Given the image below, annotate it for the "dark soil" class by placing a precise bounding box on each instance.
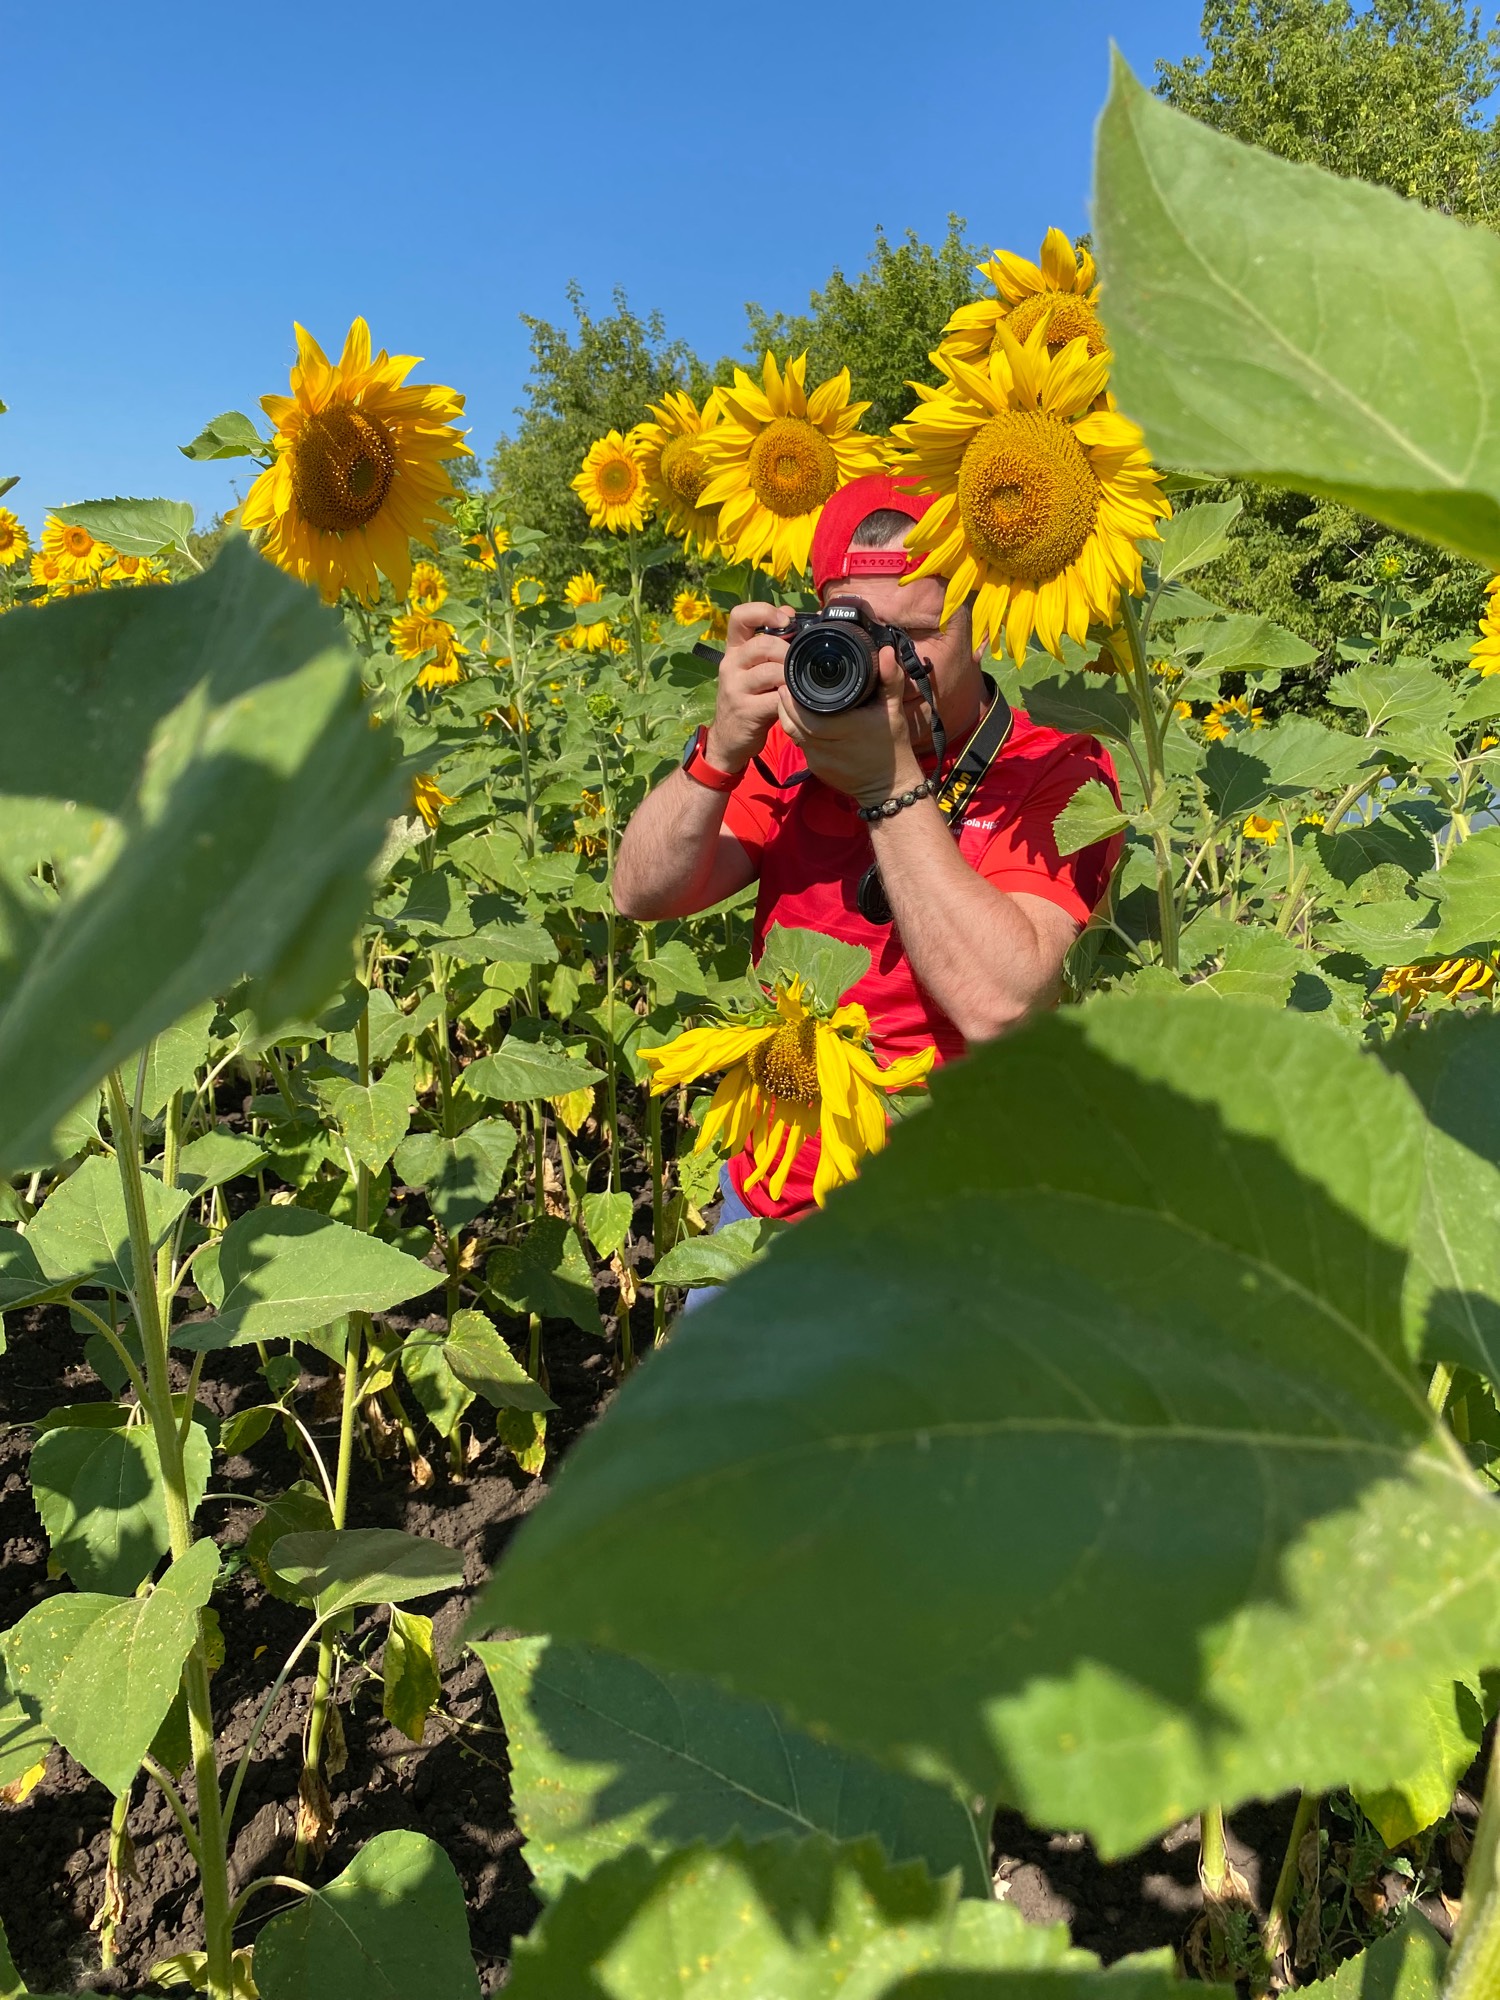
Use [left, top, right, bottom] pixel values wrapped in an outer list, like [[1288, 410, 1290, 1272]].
[[0, 1284, 1477, 1994]]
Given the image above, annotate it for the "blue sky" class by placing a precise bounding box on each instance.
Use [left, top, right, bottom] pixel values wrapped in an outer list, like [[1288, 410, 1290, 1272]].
[[1, 1, 1204, 529]]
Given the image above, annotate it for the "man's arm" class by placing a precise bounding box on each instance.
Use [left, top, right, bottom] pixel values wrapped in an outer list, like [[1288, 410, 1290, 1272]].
[[613, 603, 788, 921]]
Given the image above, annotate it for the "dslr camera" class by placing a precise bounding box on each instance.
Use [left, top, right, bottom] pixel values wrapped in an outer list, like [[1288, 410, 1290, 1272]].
[[779, 597, 921, 716]]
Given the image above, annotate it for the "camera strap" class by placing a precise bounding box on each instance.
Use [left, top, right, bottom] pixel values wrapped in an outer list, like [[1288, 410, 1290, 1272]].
[[856, 675, 1012, 925]]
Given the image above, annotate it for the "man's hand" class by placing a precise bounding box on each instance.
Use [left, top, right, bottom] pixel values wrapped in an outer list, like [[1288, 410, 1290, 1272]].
[[704, 603, 792, 776], [779, 643, 925, 808]]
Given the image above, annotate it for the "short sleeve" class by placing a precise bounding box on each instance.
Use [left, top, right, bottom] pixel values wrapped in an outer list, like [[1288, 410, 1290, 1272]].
[[972, 739, 1122, 926], [721, 727, 794, 864]]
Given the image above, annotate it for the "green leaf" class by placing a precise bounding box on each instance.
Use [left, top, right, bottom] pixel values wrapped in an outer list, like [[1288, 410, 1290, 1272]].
[[171, 1128, 267, 1193], [0, 1230, 64, 1311], [1018, 666, 1135, 743], [268, 1527, 463, 1617], [445, 918, 559, 968], [30, 1420, 210, 1594], [1, 1538, 218, 1796], [0, 1657, 51, 1794], [1094, 59, 1500, 566], [382, 1607, 442, 1744], [393, 1117, 517, 1231], [1297, 1911, 1446, 1999], [26, 1154, 190, 1292], [128, 1003, 216, 1118], [1053, 779, 1128, 859], [445, 1307, 554, 1412], [1254, 718, 1373, 798], [580, 1190, 634, 1260], [51, 498, 195, 562], [1328, 659, 1456, 736], [504, 1834, 1186, 1999], [313, 1061, 414, 1175], [251, 1830, 479, 2000], [1352, 1674, 1487, 1847], [1203, 741, 1274, 820], [641, 939, 709, 1003], [462, 1036, 604, 1103], [477, 995, 1500, 1857], [649, 1217, 783, 1287], [1419, 828, 1500, 955], [400, 1329, 473, 1436], [486, 1219, 602, 1336], [1192, 930, 1303, 1006], [174, 1208, 435, 1348], [1152, 497, 1242, 582], [244, 1482, 333, 1605], [755, 924, 871, 1010], [1172, 614, 1317, 677], [477, 1636, 989, 1898], [0, 541, 402, 1172], [178, 411, 267, 462]]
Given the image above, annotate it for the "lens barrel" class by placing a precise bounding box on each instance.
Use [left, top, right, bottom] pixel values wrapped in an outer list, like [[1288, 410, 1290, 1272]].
[[783, 622, 879, 715]]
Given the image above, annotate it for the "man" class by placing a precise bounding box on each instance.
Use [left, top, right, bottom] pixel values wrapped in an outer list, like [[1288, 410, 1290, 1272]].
[[613, 473, 1122, 1224]]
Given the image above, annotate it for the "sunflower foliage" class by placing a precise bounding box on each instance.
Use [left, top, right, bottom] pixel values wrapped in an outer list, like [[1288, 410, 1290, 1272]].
[[10, 72, 1500, 2000]]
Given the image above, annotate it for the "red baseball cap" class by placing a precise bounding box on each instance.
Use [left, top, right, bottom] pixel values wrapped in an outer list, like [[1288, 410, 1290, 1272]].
[[810, 473, 937, 596]]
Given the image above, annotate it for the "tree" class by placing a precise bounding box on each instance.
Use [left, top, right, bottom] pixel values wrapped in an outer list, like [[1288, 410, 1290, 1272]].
[[740, 221, 979, 432], [487, 285, 710, 586], [1154, 2, 1500, 671]]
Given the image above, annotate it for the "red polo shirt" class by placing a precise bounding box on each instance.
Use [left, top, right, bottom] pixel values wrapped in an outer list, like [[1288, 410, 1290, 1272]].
[[719, 706, 1122, 1219]]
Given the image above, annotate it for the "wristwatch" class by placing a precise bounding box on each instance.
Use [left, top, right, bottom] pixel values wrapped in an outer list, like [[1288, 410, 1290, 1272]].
[[680, 725, 743, 793]]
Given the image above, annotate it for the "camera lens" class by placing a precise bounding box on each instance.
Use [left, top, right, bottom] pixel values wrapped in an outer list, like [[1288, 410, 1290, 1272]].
[[784, 626, 878, 714]]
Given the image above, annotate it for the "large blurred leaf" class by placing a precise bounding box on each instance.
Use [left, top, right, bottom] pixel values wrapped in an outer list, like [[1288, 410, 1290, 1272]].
[[252, 1830, 479, 2000], [30, 1420, 210, 1594], [0, 1538, 217, 1796], [477, 996, 1500, 1856], [26, 1153, 189, 1293], [1094, 60, 1500, 567], [477, 1636, 989, 1898], [504, 1834, 1192, 2000], [173, 1207, 435, 1348], [0, 541, 402, 1172], [1352, 1673, 1487, 1847], [1299, 1911, 1446, 1999]]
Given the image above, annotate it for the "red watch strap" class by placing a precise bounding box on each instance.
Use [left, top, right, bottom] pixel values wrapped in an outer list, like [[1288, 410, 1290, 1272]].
[[683, 727, 743, 793]]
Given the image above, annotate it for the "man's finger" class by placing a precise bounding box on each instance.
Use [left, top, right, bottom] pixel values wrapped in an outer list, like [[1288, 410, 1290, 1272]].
[[725, 601, 793, 645], [738, 661, 787, 696]]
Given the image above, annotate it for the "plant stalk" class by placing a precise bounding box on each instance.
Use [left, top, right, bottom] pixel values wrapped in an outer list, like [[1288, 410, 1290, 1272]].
[[1449, 1729, 1500, 1999], [1262, 1791, 1317, 1969]]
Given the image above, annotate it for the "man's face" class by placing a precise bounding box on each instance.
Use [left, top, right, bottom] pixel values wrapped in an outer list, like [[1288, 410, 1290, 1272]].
[[819, 562, 981, 752]]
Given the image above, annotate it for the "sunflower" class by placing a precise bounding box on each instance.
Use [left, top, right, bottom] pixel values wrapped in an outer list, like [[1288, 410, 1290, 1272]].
[[892, 320, 1169, 664], [411, 772, 456, 830], [572, 429, 651, 535], [637, 390, 725, 553], [941, 228, 1106, 368], [0, 508, 30, 568], [464, 525, 512, 572], [29, 550, 90, 597], [697, 353, 884, 578], [1200, 695, 1265, 742], [1241, 813, 1281, 844], [102, 553, 169, 587], [563, 569, 611, 651], [1472, 576, 1500, 676], [409, 561, 448, 614], [391, 609, 466, 688], [642, 976, 935, 1208], [41, 515, 114, 583], [511, 574, 545, 609], [237, 318, 468, 605], [1378, 955, 1498, 1006]]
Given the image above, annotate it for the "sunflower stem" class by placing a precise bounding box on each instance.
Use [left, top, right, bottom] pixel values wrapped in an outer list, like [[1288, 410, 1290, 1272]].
[[648, 1089, 667, 1351], [1116, 596, 1180, 972]]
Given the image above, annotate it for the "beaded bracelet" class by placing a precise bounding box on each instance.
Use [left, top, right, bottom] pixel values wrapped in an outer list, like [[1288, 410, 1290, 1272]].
[[857, 775, 939, 822]]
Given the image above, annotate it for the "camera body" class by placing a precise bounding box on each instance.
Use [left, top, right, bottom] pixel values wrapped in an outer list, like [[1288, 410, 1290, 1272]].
[[780, 596, 911, 716]]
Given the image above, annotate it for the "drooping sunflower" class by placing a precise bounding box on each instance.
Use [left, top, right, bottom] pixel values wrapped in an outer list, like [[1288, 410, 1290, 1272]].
[[941, 228, 1106, 368], [391, 609, 466, 688], [411, 772, 456, 829], [563, 569, 611, 651], [0, 508, 30, 568], [1472, 576, 1500, 676], [1199, 695, 1265, 742], [636, 390, 724, 553], [572, 429, 651, 535], [892, 319, 1169, 664], [642, 977, 935, 1208], [511, 574, 545, 609], [1379, 955, 1498, 1008], [41, 515, 114, 583], [237, 318, 469, 605], [697, 353, 884, 578], [409, 561, 448, 614], [464, 525, 512, 572], [1241, 813, 1281, 845]]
